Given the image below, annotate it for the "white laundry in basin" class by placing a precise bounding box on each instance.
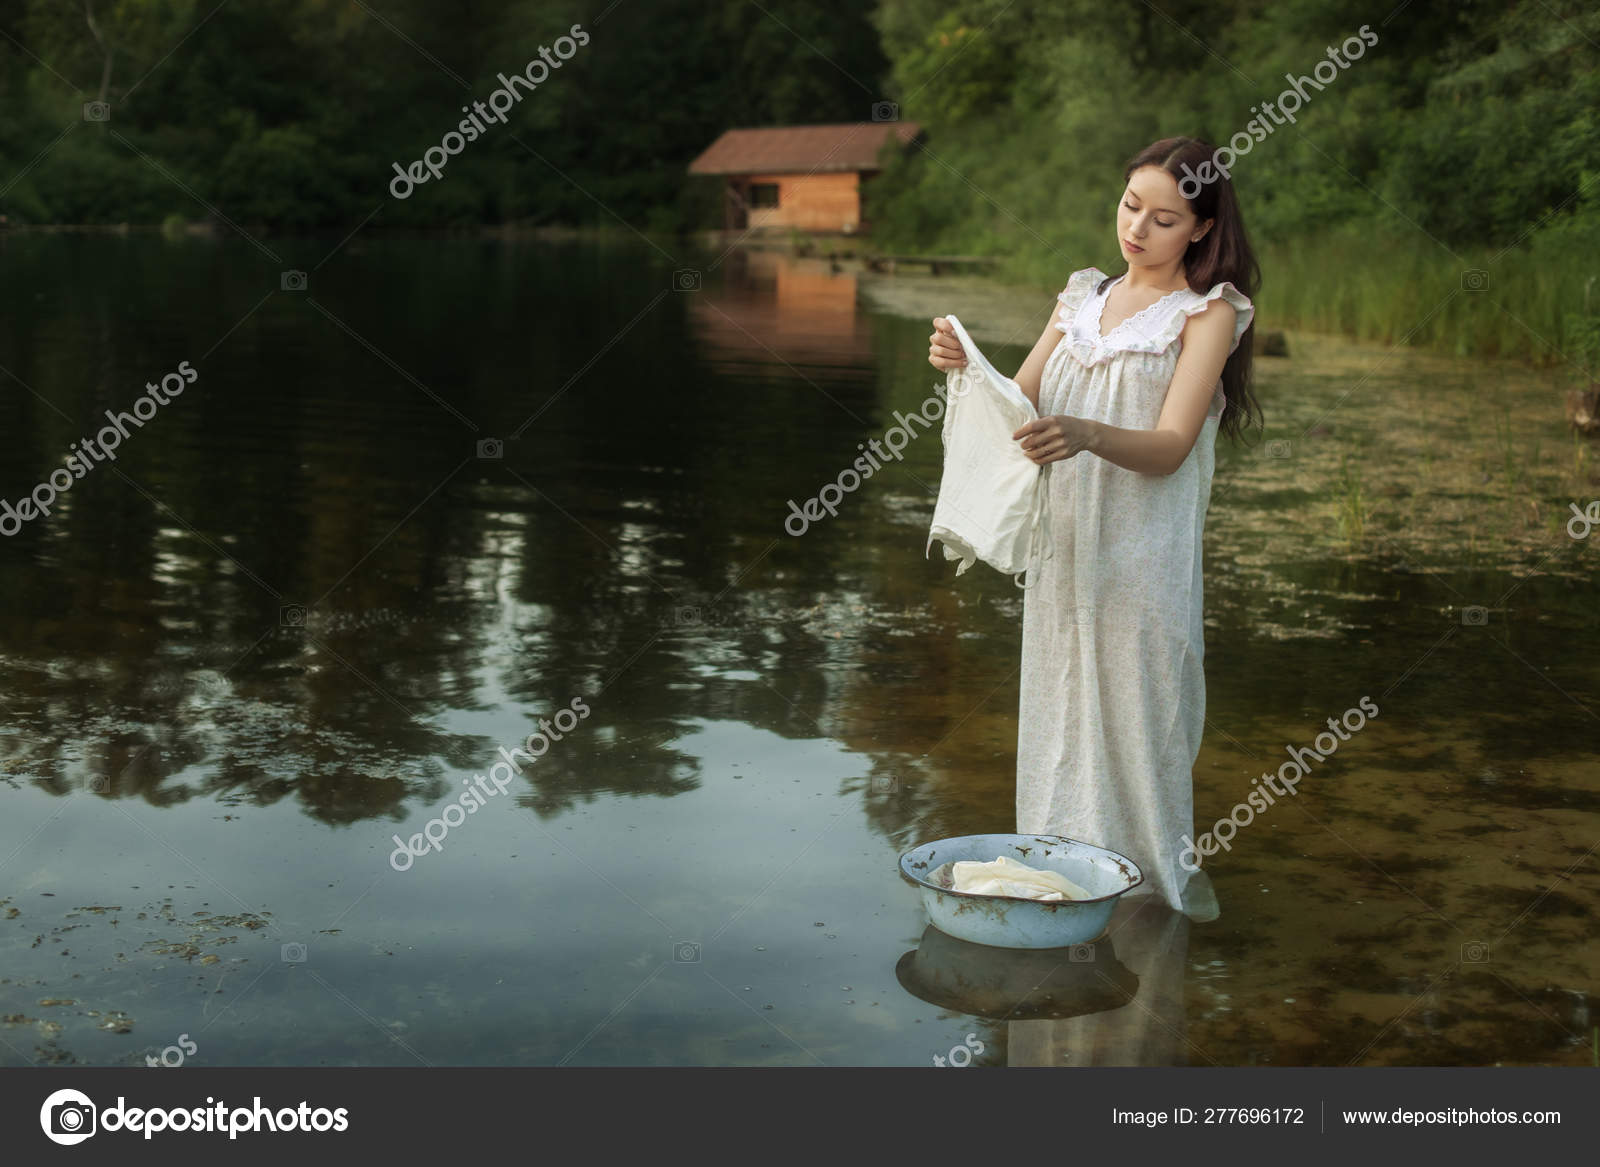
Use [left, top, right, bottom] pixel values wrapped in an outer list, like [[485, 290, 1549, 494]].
[[950, 855, 1092, 901]]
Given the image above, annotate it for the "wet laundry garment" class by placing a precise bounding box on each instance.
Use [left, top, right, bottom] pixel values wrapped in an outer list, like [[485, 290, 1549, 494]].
[[925, 315, 1053, 583], [1017, 267, 1253, 920], [950, 855, 1092, 901]]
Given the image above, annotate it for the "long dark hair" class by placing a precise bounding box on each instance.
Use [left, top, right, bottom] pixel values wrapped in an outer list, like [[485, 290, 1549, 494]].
[[1112, 136, 1262, 443]]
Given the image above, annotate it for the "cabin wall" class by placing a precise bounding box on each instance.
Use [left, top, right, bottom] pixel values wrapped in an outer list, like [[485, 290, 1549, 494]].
[[740, 172, 861, 232]]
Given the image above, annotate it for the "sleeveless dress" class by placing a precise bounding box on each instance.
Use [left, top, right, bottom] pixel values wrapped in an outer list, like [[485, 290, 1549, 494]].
[[1016, 266, 1254, 918]]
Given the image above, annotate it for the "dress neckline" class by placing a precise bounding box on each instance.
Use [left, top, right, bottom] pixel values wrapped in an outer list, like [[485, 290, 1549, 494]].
[[1094, 274, 1194, 341]]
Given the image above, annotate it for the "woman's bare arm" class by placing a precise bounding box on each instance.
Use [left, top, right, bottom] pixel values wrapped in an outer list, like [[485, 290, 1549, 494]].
[[1082, 299, 1235, 474], [1012, 298, 1237, 474]]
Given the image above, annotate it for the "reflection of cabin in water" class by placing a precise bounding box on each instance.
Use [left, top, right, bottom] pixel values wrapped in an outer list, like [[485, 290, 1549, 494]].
[[687, 249, 871, 379], [688, 122, 923, 233]]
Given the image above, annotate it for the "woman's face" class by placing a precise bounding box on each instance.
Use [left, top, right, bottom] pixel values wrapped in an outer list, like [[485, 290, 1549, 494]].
[[1117, 165, 1209, 271]]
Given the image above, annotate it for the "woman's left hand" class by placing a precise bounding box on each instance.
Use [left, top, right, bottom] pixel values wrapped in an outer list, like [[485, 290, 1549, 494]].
[[1013, 414, 1099, 465]]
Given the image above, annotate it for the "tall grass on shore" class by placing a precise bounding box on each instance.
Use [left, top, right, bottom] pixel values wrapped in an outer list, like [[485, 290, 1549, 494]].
[[973, 216, 1600, 371]]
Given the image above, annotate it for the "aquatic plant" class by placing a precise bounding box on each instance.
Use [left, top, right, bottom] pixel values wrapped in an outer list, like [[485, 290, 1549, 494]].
[[1335, 452, 1367, 545]]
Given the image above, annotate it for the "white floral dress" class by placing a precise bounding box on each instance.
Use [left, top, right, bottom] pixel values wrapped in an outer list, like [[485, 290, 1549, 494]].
[[1016, 266, 1254, 917]]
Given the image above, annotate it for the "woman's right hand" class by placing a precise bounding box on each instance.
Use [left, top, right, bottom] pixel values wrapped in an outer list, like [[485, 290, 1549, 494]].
[[928, 317, 967, 370]]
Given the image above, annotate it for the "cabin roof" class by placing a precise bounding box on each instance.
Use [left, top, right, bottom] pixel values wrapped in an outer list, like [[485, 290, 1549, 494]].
[[687, 122, 923, 176]]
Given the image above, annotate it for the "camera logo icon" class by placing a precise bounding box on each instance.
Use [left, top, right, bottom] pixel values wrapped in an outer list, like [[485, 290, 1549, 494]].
[[1461, 941, 1490, 963], [1068, 943, 1096, 962], [84, 775, 109, 794], [40, 1088, 97, 1145], [82, 102, 110, 122], [281, 942, 308, 963], [869, 774, 897, 794], [1461, 605, 1488, 626], [673, 941, 701, 963], [671, 269, 701, 292], [1461, 269, 1489, 292], [1265, 439, 1292, 459], [476, 438, 504, 460], [280, 270, 308, 292], [871, 101, 899, 122], [280, 604, 307, 628]]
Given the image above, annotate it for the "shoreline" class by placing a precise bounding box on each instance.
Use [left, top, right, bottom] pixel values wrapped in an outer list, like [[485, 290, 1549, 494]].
[[5, 223, 1592, 384]]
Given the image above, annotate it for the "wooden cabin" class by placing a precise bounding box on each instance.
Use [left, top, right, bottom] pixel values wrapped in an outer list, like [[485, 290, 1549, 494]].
[[688, 122, 923, 233]]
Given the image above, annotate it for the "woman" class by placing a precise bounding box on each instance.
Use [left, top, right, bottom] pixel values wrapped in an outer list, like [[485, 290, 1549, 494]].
[[927, 137, 1261, 918]]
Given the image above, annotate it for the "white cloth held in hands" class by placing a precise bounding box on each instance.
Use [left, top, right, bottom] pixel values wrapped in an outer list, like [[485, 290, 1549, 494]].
[[925, 315, 1053, 583]]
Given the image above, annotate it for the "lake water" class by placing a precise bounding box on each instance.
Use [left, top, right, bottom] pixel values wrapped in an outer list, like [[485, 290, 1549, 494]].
[[1, 234, 1595, 1067]]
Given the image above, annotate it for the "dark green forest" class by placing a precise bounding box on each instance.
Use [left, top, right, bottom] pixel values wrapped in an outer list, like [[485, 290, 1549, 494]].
[[872, 0, 1598, 255], [0, 0, 888, 229], [866, 0, 1600, 361], [4, 0, 1593, 240], [2, 0, 1598, 359]]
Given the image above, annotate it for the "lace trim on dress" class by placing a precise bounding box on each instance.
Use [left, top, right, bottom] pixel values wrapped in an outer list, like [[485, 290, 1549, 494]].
[[1092, 277, 1190, 348], [1052, 267, 1255, 369]]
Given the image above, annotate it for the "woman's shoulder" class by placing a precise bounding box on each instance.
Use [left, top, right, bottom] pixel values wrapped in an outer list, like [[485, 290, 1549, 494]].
[[1190, 278, 1253, 312], [1053, 267, 1109, 330], [1058, 267, 1109, 301], [1174, 280, 1255, 354]]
